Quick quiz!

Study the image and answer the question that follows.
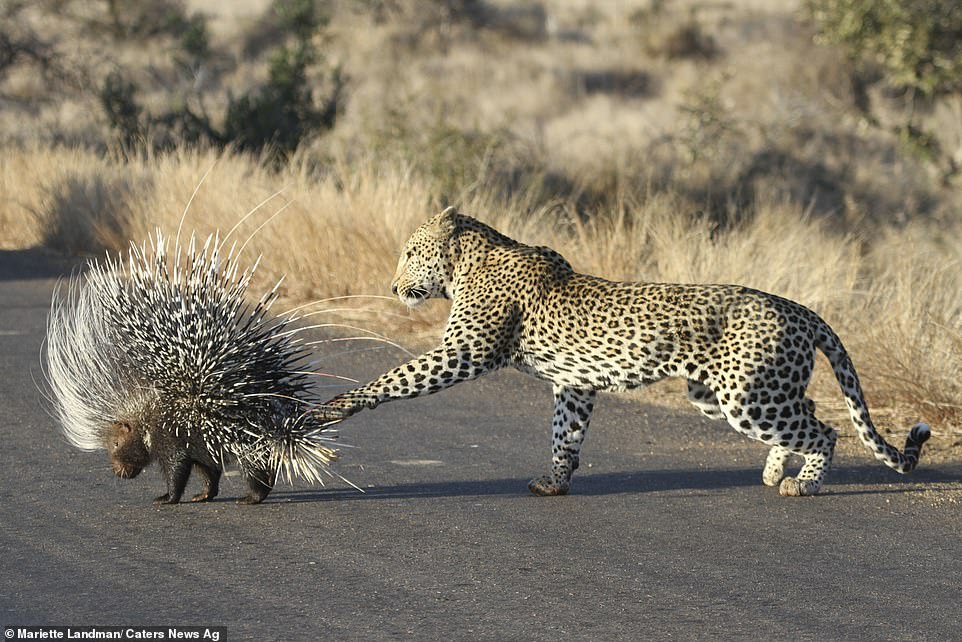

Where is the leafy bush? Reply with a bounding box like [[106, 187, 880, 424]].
[[807, 0, 962, 98], [172, 12, 211, 65], [243, 0, 330, 59], [224, 43, 344, 155], [272, 0, 329, 42], [99, 71, 144, 148], [224, 0, 342, 155], [99, 0, 343, 158]]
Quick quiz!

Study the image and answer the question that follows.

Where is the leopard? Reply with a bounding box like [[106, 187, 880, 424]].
[[318, 206, 930, 497]]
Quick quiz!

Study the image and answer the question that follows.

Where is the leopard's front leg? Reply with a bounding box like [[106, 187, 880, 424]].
[[315, 345, 500, 422], [528, 385, 596, 496]]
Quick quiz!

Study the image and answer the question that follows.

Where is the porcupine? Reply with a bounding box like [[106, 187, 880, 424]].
[[45, 230, 340, 504]]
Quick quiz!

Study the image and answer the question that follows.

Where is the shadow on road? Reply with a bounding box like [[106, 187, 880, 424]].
[[271, 468, 755, 503], [269, 463, 962, 503], [0, 248, 79, 281]]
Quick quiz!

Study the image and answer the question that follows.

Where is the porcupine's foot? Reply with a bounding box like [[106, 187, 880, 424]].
[[190, 463, 221, 502], [153, 493, 180, 505], [238, 467, 276, 505]]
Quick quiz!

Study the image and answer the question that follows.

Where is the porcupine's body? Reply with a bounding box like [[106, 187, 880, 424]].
[[45, 231, 338, 504]]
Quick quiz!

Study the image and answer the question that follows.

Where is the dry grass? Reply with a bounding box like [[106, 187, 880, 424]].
[[857, 231, 962, 430]]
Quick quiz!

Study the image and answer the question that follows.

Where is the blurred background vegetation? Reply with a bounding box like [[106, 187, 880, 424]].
[[3, 0, 962, 212], [1, 0, 960, 442]]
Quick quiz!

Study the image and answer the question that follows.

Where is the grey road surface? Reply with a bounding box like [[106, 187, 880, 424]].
[[2, 249, 961, 642]]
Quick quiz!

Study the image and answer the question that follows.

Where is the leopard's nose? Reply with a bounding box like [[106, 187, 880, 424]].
[[391, 281, 398, 295]]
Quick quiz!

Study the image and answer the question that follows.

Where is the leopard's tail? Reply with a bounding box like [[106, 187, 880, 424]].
[[814, 318, 930, 473]]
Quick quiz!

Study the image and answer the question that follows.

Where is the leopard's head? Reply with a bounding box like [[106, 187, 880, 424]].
[[391, 207, 459, 307]]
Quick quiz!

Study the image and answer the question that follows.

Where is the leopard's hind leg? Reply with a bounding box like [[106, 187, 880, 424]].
[[718, 382, 838, 496], [761, 399, 819, 488], [776, 418, 838, 497], [687, 380, 807, 490]]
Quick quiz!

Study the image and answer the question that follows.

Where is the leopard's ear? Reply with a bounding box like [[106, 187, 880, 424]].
[[427, 206, 459, 237]]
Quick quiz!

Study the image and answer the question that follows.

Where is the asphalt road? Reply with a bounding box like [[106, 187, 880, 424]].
[[2, 248, 961, 642]]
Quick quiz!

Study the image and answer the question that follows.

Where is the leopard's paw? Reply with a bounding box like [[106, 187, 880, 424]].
[[527, 476, 570, 496]]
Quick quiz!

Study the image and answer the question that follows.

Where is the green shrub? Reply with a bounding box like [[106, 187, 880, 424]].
[[175, 13, 211, 63], [98, 0, 342, 158], [272, 0, 330, 43], [243, 0, 330, 59], [224, 43, 343, 155], [99, 71, 144, 148], [807, 0, 962, 98]]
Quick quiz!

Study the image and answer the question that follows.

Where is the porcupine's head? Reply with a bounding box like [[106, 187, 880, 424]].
[[45, 230, 339, 484], [106, 419, 150, 479]]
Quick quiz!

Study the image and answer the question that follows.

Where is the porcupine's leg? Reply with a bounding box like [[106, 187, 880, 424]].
[[154, 451, 193, 505], [189, 463, 221, 502], [239, 466, 277, 504]]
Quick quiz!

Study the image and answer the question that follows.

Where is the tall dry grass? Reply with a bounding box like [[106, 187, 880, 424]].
[[857, 231, 962, 433], [2, 144, 959, 443]]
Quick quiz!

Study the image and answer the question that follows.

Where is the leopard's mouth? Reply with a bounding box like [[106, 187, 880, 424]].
[[397, 286, 429, 308]]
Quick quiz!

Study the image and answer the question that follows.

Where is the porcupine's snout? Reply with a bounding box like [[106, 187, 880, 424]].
[[111, 460, 143, 479]]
